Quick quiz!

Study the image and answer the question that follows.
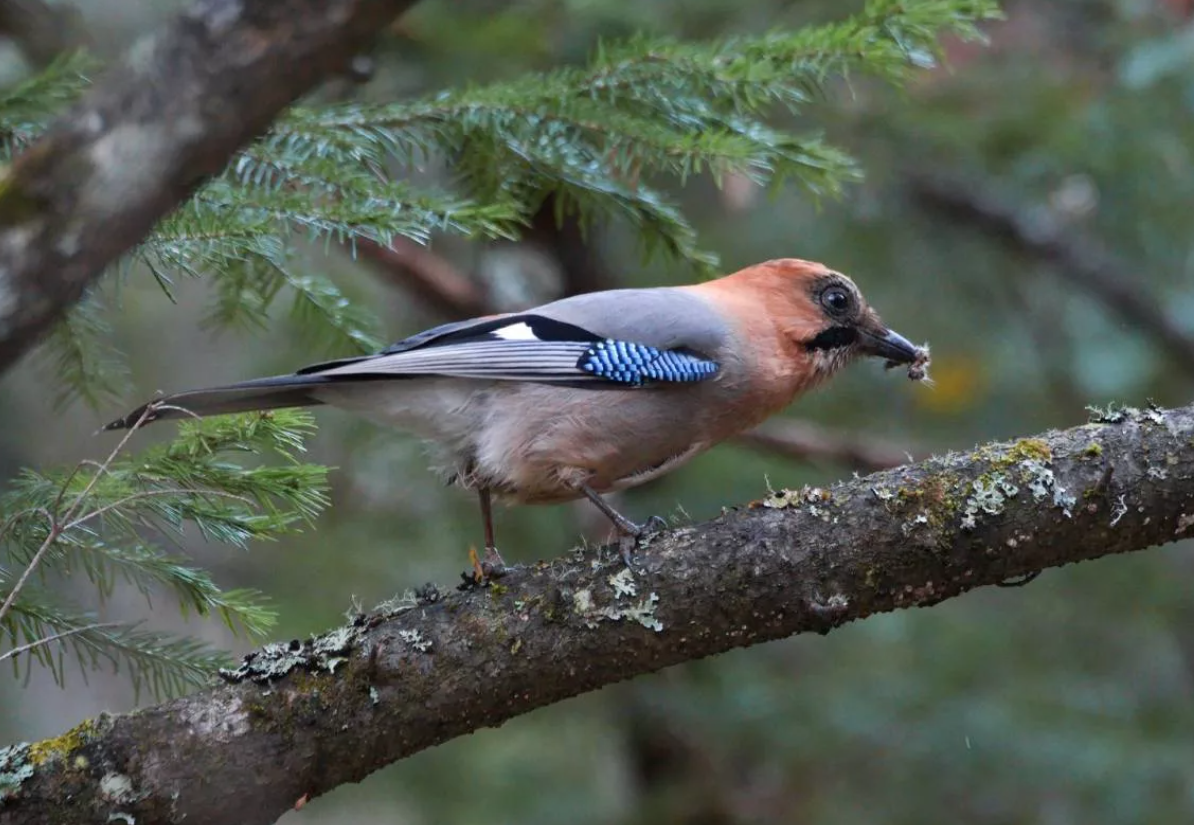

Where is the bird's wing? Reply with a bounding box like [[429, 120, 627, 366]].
[[103, 291, 726, 431], [298, 307, 721, 387]]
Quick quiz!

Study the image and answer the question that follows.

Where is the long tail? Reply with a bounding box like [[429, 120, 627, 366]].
[[102, 374, 336, 431]]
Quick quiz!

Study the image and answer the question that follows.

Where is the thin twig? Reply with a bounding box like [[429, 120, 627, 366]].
[[739, 418, 915, 471], [355, 237, 491, 320], [0, 521, 62, 629], [63, 487, 255, 532], [0, 621, 121, 663], [0, 405, 153, 627]]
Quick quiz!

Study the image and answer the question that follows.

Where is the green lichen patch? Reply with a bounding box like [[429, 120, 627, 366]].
[[572, 567, 663, 632], [760, 485, 837, 522], [1082, 442, 1103, 458], [972, 438, 1053, 470], [1006, 438, 1052, 463], [219, 624, 364, 685], [961, 472, 1020, 529], [0, 743, 34, 804], [27, 716, 108, 767], [874, 472, 962, 539], [959, 438, 1077, 530], [99, 772, 142, 805], [1086, 401, 1165, 425]]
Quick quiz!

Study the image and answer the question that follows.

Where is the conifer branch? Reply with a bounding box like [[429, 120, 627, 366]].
[[1, 410, 330, 699]]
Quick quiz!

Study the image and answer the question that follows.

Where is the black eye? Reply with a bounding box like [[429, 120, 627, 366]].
[[821, 287, 852, 315]]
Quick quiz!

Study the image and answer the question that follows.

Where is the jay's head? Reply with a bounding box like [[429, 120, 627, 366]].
[[722, 258, 927, 382]]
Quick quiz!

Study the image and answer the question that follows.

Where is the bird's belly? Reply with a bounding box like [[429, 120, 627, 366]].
[[314, 377, 774, 507], [312, 379, 488, 452], [474, 384, 720, 505]]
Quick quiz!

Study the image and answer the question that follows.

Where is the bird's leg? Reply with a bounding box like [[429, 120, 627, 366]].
[[473, 487, 508, 580], [578, 483, 667, 565]]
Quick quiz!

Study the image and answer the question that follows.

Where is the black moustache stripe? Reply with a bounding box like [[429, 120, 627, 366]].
[[805, 325, 858, 351]]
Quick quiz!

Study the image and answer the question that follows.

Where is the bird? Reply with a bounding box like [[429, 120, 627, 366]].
[[104, 258, 928, 579]]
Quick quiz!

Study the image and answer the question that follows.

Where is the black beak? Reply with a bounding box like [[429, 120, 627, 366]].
[[858, 327, 923, 366]]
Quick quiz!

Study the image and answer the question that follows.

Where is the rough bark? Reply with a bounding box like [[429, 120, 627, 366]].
[[0, 0, 422, 373], [4, 401, 1193, 825], [0, 1, 86, 68]]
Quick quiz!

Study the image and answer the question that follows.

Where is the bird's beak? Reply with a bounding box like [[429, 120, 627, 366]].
[[857, 326, 923, 366]]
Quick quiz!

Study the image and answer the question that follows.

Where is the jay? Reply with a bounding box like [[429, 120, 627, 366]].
[[105, 258, 928, 576]]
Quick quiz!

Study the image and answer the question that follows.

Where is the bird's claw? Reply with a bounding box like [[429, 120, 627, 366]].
[[618, 514, 668, 566], [637, 514, 669, 534], [618, 533, 639, 568], [467, 545, 509, 585]]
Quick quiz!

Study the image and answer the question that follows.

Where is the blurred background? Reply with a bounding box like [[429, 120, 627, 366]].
[[5, 0, 1194, 822]]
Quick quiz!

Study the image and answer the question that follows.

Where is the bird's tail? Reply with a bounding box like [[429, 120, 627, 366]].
[[102, 374, 335, 431]]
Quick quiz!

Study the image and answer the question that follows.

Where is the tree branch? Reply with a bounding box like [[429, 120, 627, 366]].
[[0, 0, 423, 374], [738, 418, 914, 471], [4, 401, 1191, 825], [907, 171, 1194, 378], [0, 0, 86, 68], [355, 237, 492, 319]]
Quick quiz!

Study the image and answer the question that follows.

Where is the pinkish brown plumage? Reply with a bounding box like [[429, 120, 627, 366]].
[[106, 259, 928, 577]]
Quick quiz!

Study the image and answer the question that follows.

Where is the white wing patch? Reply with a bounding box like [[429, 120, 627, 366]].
[[491, 322, 541, 341]]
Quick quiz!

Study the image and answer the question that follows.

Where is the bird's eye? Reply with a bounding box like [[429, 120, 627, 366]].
[[821, 287, 852, 315]]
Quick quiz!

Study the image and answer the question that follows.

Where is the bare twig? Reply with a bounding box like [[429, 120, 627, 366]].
[[0, 621, 120, 664], [908, 171, 1194, 378], [740, 418, 915, 471], [355, 237, 492, 320], [4, 402, 1192, 825], [0, 405, 150, 627], [63, 487, 254, 533]]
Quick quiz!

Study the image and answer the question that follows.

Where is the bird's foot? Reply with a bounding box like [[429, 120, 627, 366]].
[[617, 515, 668, 566], [467, 545, 509, 584]]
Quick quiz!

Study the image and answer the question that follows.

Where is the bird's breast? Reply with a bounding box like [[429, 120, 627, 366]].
[[469, 372, 785, 505]]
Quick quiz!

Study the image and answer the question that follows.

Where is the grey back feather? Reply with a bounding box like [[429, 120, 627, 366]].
[[532, 288, 728, 353]]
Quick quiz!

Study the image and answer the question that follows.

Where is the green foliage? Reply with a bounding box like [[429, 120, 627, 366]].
[[267, 0, 998, 272], [0, 50, 96, 159], [0, 410, 329, 699], [38, 292, 130, 410]]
